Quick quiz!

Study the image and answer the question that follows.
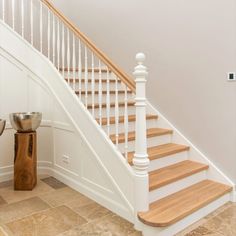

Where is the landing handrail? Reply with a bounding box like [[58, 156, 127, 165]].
[[41, 0, 135, 93]]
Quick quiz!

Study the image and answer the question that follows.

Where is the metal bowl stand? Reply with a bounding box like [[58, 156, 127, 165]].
[[14, 131, 37, 191]]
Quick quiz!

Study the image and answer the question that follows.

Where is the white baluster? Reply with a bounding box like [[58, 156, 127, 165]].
[[47, 9, 50, 59], [30, 0, 33, 45], [84, 46, 88, 108], [91, 53, 95, 117], [12, 0, 15, 30], [61, 24, 65, 78], [67, 28, 70, 78], [72, 34, 76, 90], [115, 75, 119, 147], [133, 53, 149, 212], [2, 0, 5, 22], [40, 1, 43, 53], [78, 39, 82, 100], [124, 85, 128, 160], [52, 14, 55, 65], [57, 19, 60, 70], [21, 0, 24, 37], [98, 60, 103, 125], [106, 68, 110, 136]]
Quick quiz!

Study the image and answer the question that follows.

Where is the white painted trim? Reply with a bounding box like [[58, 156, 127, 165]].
[[0, 161, 53, 182], [0, 166, 13, 182], [53, 121, 74, 132], [231, 191, 236, 202]]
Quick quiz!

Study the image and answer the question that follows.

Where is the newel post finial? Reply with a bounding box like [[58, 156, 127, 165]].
[[136, 53, 146, 64], [133, 53, 149, 213], [134, 53, 147, 79]]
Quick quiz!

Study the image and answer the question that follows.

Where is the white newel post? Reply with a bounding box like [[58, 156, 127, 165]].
[[133, 53, 150, 213]]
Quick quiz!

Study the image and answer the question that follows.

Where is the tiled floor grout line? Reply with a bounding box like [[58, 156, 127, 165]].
[[4, 203, 52, 225]]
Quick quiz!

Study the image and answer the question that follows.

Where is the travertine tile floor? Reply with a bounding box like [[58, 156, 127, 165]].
[[0, 176, 235, 236], [176, 202, 236, 236], [0, 176, 141, 236]]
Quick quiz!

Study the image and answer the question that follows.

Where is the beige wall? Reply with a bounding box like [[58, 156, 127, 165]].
[[52, 0, 236, 183]]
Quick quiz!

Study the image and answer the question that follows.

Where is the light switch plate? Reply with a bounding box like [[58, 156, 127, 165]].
[[227, 72, 236, 81]]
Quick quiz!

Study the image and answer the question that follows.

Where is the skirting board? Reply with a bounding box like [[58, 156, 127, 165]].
[[231, 191, 236, 202], [0, 161, 53, 182], [0, 164, 134, 224]]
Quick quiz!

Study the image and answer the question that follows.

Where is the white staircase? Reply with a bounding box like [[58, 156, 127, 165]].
[[0, 0, 235, 235]]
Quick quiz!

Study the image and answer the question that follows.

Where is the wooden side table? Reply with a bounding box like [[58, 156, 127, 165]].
[[14, 131, 37, 190]]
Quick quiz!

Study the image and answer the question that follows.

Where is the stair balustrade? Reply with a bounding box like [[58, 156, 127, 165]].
[[0, 0, 149, 213]]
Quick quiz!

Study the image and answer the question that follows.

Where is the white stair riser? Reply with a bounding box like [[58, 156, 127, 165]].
[[148, 151, 188, 172], [67, 81, 126, 91], [88, 106, 136, 118], [116, 134, 172, 153], [79, 93, 134, 104], [63, 71, 117, 80], [101, 119, 158, 134], [149, 171, 207, 203]]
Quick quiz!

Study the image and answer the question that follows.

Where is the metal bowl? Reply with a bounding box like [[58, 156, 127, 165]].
[[0, 119, 6, 136], [9, 112, 42, 133]]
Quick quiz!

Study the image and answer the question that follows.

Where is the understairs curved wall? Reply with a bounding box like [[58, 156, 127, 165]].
[[0, 21, 135, 222]]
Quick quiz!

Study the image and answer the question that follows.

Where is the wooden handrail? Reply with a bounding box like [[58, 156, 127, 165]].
[[41, 0, 136, 93]]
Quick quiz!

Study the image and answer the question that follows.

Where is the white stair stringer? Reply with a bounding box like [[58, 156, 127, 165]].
[[0, 21, 136, 223]]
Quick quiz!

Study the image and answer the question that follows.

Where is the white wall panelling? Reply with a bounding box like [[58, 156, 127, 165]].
[[0, 21, 135, 222]]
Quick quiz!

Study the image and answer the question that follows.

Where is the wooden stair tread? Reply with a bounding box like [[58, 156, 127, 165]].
[[87, 101, 135, 109], [76, 90, 132, 95], [65, 78, 120, 83], [127, 143, 190, 165], [149, 160, 209, 191], [110, 128, 173, 144], [138, 180, 232, 227], [98, 114, 158, 125]]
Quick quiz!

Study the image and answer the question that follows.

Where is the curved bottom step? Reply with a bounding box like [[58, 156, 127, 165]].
[[138, 180, 232, 227]]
